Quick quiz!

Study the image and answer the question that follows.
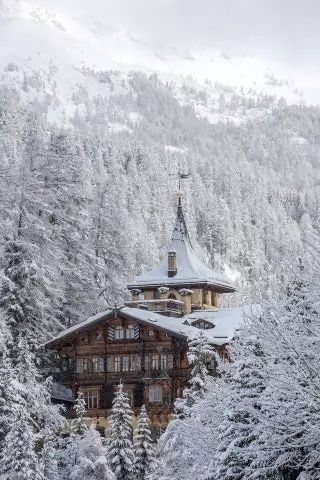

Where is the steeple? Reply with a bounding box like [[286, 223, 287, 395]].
[[127, 197, 235, 315]]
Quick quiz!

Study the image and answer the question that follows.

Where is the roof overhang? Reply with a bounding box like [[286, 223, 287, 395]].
[[45, 308, 187, 349], [128, 280, 236, 294]]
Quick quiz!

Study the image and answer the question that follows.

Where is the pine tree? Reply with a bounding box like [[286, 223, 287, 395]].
[[70, 427, 115, 480], [107, 382, 135, 480], [0, 315, 16, 448], [0, 405, 44, 480], [57, 390, 88, 479], [71, 390, 88, 436], [213, 333, 266, 480], [134, 405, 154, 480], [175, 330, 217, 419]]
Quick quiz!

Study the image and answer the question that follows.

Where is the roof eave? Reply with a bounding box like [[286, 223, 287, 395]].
[[127, 280, 236, 293]]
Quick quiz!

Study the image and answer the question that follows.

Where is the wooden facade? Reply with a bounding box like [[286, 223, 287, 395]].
[[47, 309, 191, 436]]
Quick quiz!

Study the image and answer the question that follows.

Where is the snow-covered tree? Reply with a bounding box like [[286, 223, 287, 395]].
[[133, 405, 154, 480], [0, 405, 44, 480], [0, 315, 16, 448], [107, 382, 135, 480], [71, 391, 88, 436], [175, 330, 217, 419], [57, 390, 88, 480], [212, 329, 266, 480], [70, 427, 115, 480], [156, 376, 224, 480]]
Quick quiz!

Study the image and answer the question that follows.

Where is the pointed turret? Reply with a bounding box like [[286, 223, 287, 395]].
[[127, 198, 235, 315]]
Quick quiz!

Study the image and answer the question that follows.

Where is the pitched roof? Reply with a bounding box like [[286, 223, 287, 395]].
[[45, 305, 254, 348], [127, 200, 235, 292]]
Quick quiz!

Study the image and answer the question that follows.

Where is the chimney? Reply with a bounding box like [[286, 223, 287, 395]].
[[168, 251, 177, 277]]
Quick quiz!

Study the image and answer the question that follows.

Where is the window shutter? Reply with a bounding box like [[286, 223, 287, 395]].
[[108, 327, 115, 340], [134, 325, 140, 339], [144, 354, 149, 370], [135, 355, 141, 371], [168, 354, 173, 369], [106, 356, 113, 372]]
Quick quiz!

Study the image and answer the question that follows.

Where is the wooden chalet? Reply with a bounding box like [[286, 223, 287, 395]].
[[46, 196, 243, 438]]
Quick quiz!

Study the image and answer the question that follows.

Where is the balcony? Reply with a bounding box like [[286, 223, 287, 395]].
[[124, 299, 184, 317]]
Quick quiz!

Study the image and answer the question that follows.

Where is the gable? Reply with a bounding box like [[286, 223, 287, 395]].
[[45, 308, 185, 349]]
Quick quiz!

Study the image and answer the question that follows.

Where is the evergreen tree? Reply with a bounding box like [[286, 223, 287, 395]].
[[134, 405, 154, 480], [71, 390, 88, 435], [107, 382, 135, 480], [0, 316, 16, 448], [175, 330, 217, 419], [70, 427, 115, 480], [0, 405, 44, 480], [57, 390, 88, 479], [212, 333, 265, 480]]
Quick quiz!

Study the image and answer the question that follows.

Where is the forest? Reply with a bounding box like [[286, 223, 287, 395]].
[[1, 67, 320, 479]]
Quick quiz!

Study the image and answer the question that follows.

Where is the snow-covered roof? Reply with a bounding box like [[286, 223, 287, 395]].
[[45, 305, 252, 347], [127, 200, 235, 292]]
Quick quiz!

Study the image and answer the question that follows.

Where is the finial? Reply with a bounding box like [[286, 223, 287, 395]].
[[177, 172, 190, 205]]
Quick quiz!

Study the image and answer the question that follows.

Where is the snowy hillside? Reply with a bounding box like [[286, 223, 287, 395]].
[[1, 0, 320, 331], [1, 0, 319, 128]]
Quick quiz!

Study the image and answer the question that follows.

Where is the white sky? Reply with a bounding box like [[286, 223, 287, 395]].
[[38, 0, 320, 67]]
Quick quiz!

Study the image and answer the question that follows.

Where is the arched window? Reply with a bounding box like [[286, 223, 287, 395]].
[[149, 385, 163, 403], [115, 326, 124, 340], [126, 325, 135, 339]]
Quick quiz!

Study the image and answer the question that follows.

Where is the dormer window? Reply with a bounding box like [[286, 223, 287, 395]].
[[192, 320, 214, 330], [168, 251, 177, 277]]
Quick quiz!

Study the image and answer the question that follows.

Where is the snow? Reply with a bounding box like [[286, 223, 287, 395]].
[[165, 145, 187, 154], [45, 304, 253, 347], [45, 309, 112, 346], [2, 0, 320, 111], [128, 203, 234, 291]]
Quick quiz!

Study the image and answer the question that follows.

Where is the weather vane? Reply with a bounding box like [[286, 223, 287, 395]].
[[169, 164, 191, 199]]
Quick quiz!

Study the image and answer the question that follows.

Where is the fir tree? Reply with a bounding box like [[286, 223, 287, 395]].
[[213, 334, 265, 480], [107, 382, 135, 480], [70, 427, 115, 480], [0, 316, 16, 448], [71, 390, 88, 436], [175, 330, 217, 419], [133, 405, 154, 480], [0, 405, 44, 480]]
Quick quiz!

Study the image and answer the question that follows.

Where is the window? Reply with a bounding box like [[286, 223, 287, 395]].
[[83, 390, 99, 409], [149, 385, 163, 403], [92, 357, 104, 373], [115, 326, 125, 340], [151, 355, 159, 370], [129, 355, 136, 371], [160, 354, 167, 370], [95, 331, 103, 341], [114, 356, 121, 372], [123, 356, 129, 372], [203, 291, 208, 304], [126, 325, 135, 339], [76, 358, 81, 373], [83, 358, 89, 373]]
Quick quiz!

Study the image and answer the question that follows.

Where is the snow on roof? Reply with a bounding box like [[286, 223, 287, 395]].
[[45, 305, 253, 347], [45, 309, 112, 346], [127, 201, 235, 292]]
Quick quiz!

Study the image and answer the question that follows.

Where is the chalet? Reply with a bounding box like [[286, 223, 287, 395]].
[[46, 196, 245, 438]]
